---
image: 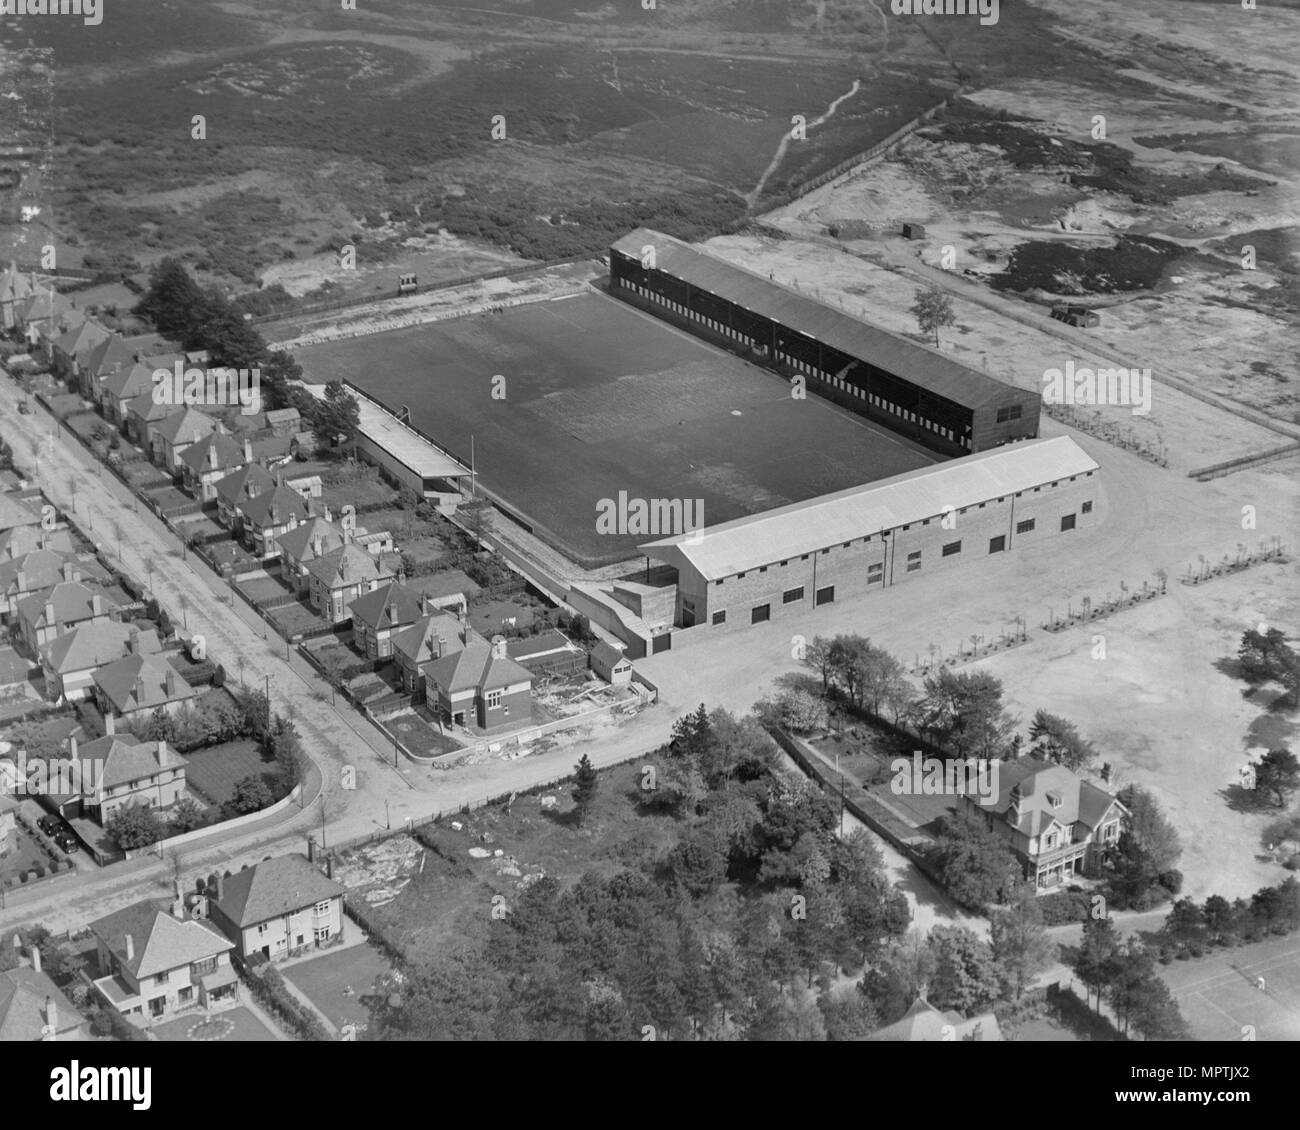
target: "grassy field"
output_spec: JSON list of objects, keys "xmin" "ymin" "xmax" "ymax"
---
[
  {"xmin": 1159, "ymin": 937, "xmax": 1300, "ymax": 1042},
  {"xmin": 181, "ymin": 738, "xmax": 275, "ymax": 808},
  {"xmin": 281, "ymin": 943, "xmax": 394, "ymax": 1033},
  {"xmin": 297, "ymin": 291, "xmax": 936, "ymax": 564},
  {"xmin": 151, "ymin": 1006, "xmax": 280, "ymax": 1042}
]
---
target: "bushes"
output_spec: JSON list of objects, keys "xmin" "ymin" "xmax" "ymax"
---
[
  {"xmin": 1037, "ymin": 889, "xmax": 1093, "ymax": 926},
  {"xmin": 242, "ymin": 965, "xmax": 333, "ymax": 1041}
]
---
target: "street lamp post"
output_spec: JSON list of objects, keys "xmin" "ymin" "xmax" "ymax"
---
[{"xmin": 385, "ymin": 800, "xmax": 391, "ymax": 830}]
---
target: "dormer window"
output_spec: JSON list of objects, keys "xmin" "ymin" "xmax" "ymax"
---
[{"xmin": 1047, "ymin": 791, "xmax": 1062, "ymax": 808}]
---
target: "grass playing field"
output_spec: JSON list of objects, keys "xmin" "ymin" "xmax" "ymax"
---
[
  {"xmin": 1160, "ymin": 937, "xmax": 1300, "ymax": 1041},
  {"xmin": 296, "ymin": 291, "xmax": 937, "ymax": 566}
]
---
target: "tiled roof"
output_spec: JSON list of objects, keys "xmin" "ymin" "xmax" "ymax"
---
[
  {"xmin": 506, "ymin": 629, "xmax": 580, "ymax": 661},
  {"xmin": 52, "ymin": 317, "xmax": 110, "ymax": 361},
  {"xmin": 92, "ymin": 653, "xmax": 197, "ymax": 714},
  {"xmin": 90, "ymin": 900, "xmax": 232, "ymax": 981},
  {"xmin": 643, "ymin": 436, "xmax": 1098, "ymax": 582},
  {"xmin": 413, "ymin": 568, "xmax": 481, "ymax": 600},
  {"xmin": 151, "ymin": 406, "xmax": 216, "ymax": 446},
  {"xmin": 0, "ymin": 966, "xmax": 85, "ymax": 1042},
  {"xmin": 0, "ymin": 491, "xmax": 41, "ymax": 532},
  {"xmin": 277, "ymin": 517, "xmax": 345, "ymax": 563},
  {"xmin": 612, "ymin": 227, "xmax": 1025, "ymax": 411},
  {"xmin": 0, "ymin": 527, "xmax": 74, "ymax": 562},
  {"xmin": 16, "ymin": 580, "xmax": 117, "ymax": 630},
  {"xmin": 590, "ymin": 640, "xmax": 629, "ymax": 668},
  {"xmin": 125, "ymin": 389, "xmax": 179, "ymax": 424},
  {"xmin": 86, "ymin": 334, "xmax": 136, "ymax": 380},
  {"xmin": 984, "ymin": 758, "xmax": 1127, "ymax": 838},
  {"xmin": 392, "ymin": 611, "xmax": 467, "ymax": 666},
  {"xmin": 349, "ymin": 581, "xmax": 423, "ymax": 632},
  {"xmin": 179, "ymin": 428, "xmax": 247, "ymax": 475},
  {"xmin": 0, "ymin": 548, "xmax": 76, "ymax": 595},
  {"xmin": 102, "ymin": 361, "xmax": 156, "ymax": 401},
  {"xmin": 77, "ymin": 733, "xmax": 186, "ymax": 791},
  {"xmin": 305, "ymin": 542, "xmax": 389, "ymax": 588},
  {"xmin": 865, "ymin": 997, "xmax": 1002, "ymax": 1042},
  {"xmin": 427, "ymin": 634, "xmax": 532, "ymax": 696},
  {"xmin": 41, "ymin": 621, "xmax": 160, "ymax": 676},
  {"xmin": 214, "ymin": 463, "xmax": 275, "ymax": 507},
  {"xmin": 238, "ymin": 483, "xmax": 310, "ymax": 527},
  {"xmin": 211, "ymin": 854, "xmax": 346, "ymax": 929}
]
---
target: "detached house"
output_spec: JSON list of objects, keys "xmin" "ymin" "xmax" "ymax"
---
[
  {"xmin": 350, "ymin": 581, "xmax": 425, "ymax": 660},
  {"xmin": 54, "ymin": 730, "xmax": 187, "ymax": 823},
  {"xmin": 100, "ymin": 361, "xmax": 156, "ymax": 425},
  {"xmin": 425, "ymin": 633, "xmax": 533, "ymax": 732},
  {"xmin": 962, "ymin": 759, "xmax": 1128, "ymax": 890},
  {"xmin": 89, "ymin": 898, "xmax": 237, "ymax": 1023},
  {"xmin": 865, "ymin": 997, "xmax": 1002, "ymax": 1042},
  {"xmin": 277, "ymin": 517, "xmax": 346, "ymax": 594},
  {"xmin": 81, "ymin": 333, "xmax": 136, "ymax": 400},
  {"xmin": 92, "ymin": 653, "xmax": 198, "ymax": 724},
  {"xmin": 41, "ymin": 622, "xmax": 161, "ymax": 703},
  {"xmin": 214, "ymin": 462, "xmax": 275, "ymax": 533},
  {"xmin": 0, "ymin": 550, "xmax": 80, "ymax": 618},
  {"xmin": 15, "ymin": 288, "xmax": 77, "ymax": 351},
  {"xmin": 392, "ymin": 609, "xmax": 467, "ymax": 699},
  {"xmin": 0, "ymin": 953, "xmax": 87, "ymax": 1041},
  {"xmin": 306, "ymin": 541, "xmax": 399, "ymax": 625},
  {"xmin": 0, "ymin": 490, "xmax": 41, "ymax": 533},
  {"xmin": 0, "ymin": 526, "xmax": 74, "ymax": 563},
  {"xmin": 51, "ymin": 317, "xmax": 110, "ymax": 387},
  {"xmin": 16, "ymin": 581, "xmax": 117, "ymax": 652},
  {"xmin": 123, "ymin": 389, "xmax": 178, "ymax": 450},
  {"xmin": 151, "ymin": 406, "xmax": 216, "ymax": 473},
  {"xmin": 179, "ymin": 427, "xmax": 252, "ymax": 502},
  {"xmin": 237, "ymin": 482, "xmax": 311, "ymax": 558},
  {"xmin": 208, "ymin": 854, "xmax": 346, "ymax": 963}
]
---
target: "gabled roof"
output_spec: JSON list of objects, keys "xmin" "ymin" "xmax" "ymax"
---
[
  {"xmin": 125, "ymin": 389, "xmax": 178, "ymax": 424},
  {"xmin": 392, "ymin": 611, "xmax": 467, "ymax": 666},
  {"xmin": 16, "ymin": 580, "xmax": 117, "ymax": 630},
  {"xmin": 238, "ymin": 482, "xmax": 310, "ymax": 528},
  {"xmin": 643, "ymin": 437, "xmax": 1098, "ymax": 582},
  {"xmin": 151, "ymin": 406, "xmax": 215, "ymax": 447},
  {"xmin": 18, "ymin": 288, "xmax": 75, "ymax": 326},
  {"xmin": 92, "ymin": 653, "xmax": 197, "ymax": 714},
  {"xmin": 215, "ymin": 462, "xmax": 276, "ymax": 508},
  {"xmin": 0, "ymin": 526, "xmax": 73, "ymax": 562},
  {"xmin": 179, "ymin": 427, "xmax": 247, "ymax": 475},
  {"xmin": 0, "ymin": 491, "xmax": 41, "ymax": 532},
  {"xmin": 305, "ymin": 542, "xmax": 390, "ymax": 589},
  {"xmin": 0, "ymin": 966, "xmax": 85, "ymax": 1042},
  {"xmin": 413, "ymin": 568, "xmax": 482, "ymax": 601},
  {"xmin": 102, "ymin": 361, "xmax": 156, "ymax": 402},
  {"xmin": 985, "ymin": 758, "xmax": 1128, "ymax": 838},
  {"xmin": 85, "ymin": 333, "xmax": 136, "ymax": 380},
  {"xmin": 865, "ymin": 997, "xmax": 1002, "ymax": 1042},
  {"xmin": 0, "ymin": 548, "xmax": 76, "ymax": 594},
  {"xmin": 41, "ymin": 620, "xmax": 160, "ymax": 675},
  {"xmin": 506, "ymin": 629, "xmax": 581, "ymax": 661},
  {"xmin": 426, "ymin": 634, "xmax": 533, "ymax": 696},
  {"xmin": 277, "ymin": 517, "xmax": 345, "ymax": 563},
  {"xmin": 52, "ymin": 318, "xmax": 111, "ymax": 361},
  {"xmin": 612, "ymin": 227, "xmax": 1026, "ymax": 411},
  {"xmin": 210, "ymin": 854, "xmax": 346, "ymax": 929},
  {"xmin": 590, "ymin": 640, "xmax": 630, "ymax": 668},
  {"xmin": 76, "ymin": 732, "xmax": 186, "ymax": 791},
  {"xmin": 349, "ymin": 581, "xmax": 424, "ymax": 632},
  {"xmin": 0, "ymin": 263, "xmax": 36, "ymax": 305},
  {"xmin": 89, "ymin": 899, "xmax": 232, "ymax": 981}
]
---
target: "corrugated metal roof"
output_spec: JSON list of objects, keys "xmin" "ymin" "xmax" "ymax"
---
[
  {"xmin": 611, "ymin": 228, "xmax": 1024, "ymax": 411},
  {"xmin": 642, "ymin": 436, "xmax": 1098, "ymax": 581}
]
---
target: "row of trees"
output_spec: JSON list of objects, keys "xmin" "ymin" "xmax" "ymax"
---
[
  {"xmin": 1074, "ymin": 917, "xmax": 1189, "ymax": 1039},
  {"xmin": 1158, "ymin": 877, "xmax": 1300, "ymax": 957}
]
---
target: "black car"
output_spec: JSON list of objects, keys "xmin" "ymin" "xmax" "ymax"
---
[{"xmin": 37, "ymin": 815, "xmax": 63, "ymax": 837}]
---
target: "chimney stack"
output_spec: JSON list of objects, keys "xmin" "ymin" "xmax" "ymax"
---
[
  {"xmin": 128, "ymin": 626, "xmax": 140, "ymax": 655},
  {"xmin": 15, "ymin": 568, "xmax": 25, "ymax": 591},
  {"xmin": 43, "ymin": 600, "xmax": 55, "ymax": 628},
  {"xmin": 165, "ymin": 668, "xmax": 178, "ymax": 699},
  {"xmin": 104, "ymin": 712, "xmax": 116, "ymax": 736},
  {"xmin": 133, "ymin": 674, "xmax": 145, "ymax": 703},
  {"xmin": 68, "ymin": 734, "xmax": 78, "ymax": 761},
  {"xmin": 172, "ymin": 876, "xmax": 184, "ymax": 920},
  {"xmin": 125, "ymin": 934, "xmax": 134, "ymax": 962},
  {"xmin": 216, "ymin": 873, "xmax": 224, "ymax": 901},
  {"xmin": 29, "ymin": 945, "xmax": 41, "ymax": 973},
  {"xmin": 492, "ymin": 636, "xmax": 507, "ymax": 659},
  {"xmin": 91, "ymin": 594, "xmax": 103, "ymax": 616},
  {"xmin": 243, "ymin": 438, "xmax": 252, "ymax": 464},
  {"xmin": 44, "ymin": 997, "xmax": 57, "ymax": 1039},
  {"xmin": 61, "ymin": 560, "xmax": 75, "ymax": 582}
]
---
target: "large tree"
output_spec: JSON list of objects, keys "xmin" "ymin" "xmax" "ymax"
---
[
  {"xmin": 931, "ymin": 811, "xmax": 1020, "ymax": 910},
  {"xmin": 312, "ymin": 380, "xmax": 361, "ymax": 457},
  {"xmin": 1074, "ymin": 914, "xmax": 1120, "ymax": 1012},
  {"xmin": 916, "ymin": 667, "xmax": 1017, "ymax": 758},
  {"xmin": 1253, "ymin": 747, "xmax": 1300, "ymax": 808},
  {"xmin": 1028, "ymin": 709, "xmax": 1096, "ymax": 771},
  {"xmin": 571, "ymin": 754, "xmax": 599, "ymax": 824},
  {"xmin": 925, "ymin": 924, "xmax": 1000, "ymax": 1016},
  {"xmin": 105, "ymin": 803, "xmax": 165, "ymax": 850},
  {"xmin": 989, "ymin": 883, "xmax": 1058, "ymax": 1000},
  {"xmin": 910, "ymin": 286, "xmax": 957, "ymax": 346}
]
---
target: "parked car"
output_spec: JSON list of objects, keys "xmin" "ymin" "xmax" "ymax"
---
[
  {"xmin": 37, "ymin": 815, "xmax": 63, "ymax": 837},
  {"xmin": 17, "ymin": 400, "xmax": 31, "ymax": 414}
]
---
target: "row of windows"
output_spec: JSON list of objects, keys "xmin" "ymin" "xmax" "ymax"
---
[
  {"xmin": 708, "ymin": 496, "xmax": 1093, "ymax": 584},
  {"xmin": 995, "ymin": 404, "xmax": 1024, "ymax": 423},
  {"xmin": 624, "ymin": 283, "xmax": 753, "ymax": 346},
  {"xmin": 710, "ymin": 585, "xmax": 837, "ymax": 627}
]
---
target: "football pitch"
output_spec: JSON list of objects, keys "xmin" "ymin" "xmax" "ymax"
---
[{"xmin": 295, "ymin": 291, "xmax": 937, "ymax": 565}]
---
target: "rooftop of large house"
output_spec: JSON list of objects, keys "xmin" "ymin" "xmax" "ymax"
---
[
  {"xmin": 0, "ymin": 548, "xmax": 79, "ymax": 594},
  {"xmin": 52, "ymin": 317, "xmax": 110, "ymax": 361},
  {"xmin": 68, "ymin": 733, "xmax": 186, "ymax": 792},
  {"xmin": 392, "ymin": 610, "xmax": 467, "ymax": 666},
  {"xmin": 125, "ymin": 388, "xmax": 180, "ymax": 424},
  {"xmin": 41, "ymin": 620, "xmax": 160, "ymax": 675},
  {"xmin": 215, "ymin": 462, "xmax": 276, "ymax": 508},
  {"xmin": 90, "ymin": 899, "xmax": 232, "ymax": 981},
  {"xmin": 152, "ymin": 406, "xmax": 216, "ymax": 447},
  {"xmin": 92, "ymin": 653, "xmax": 198, "ymax": 714},
  {"xmin": 427, "ymin": 634, "xmax": 533, "ymax": 696},
  {"xmin": 86, "ymin": 333, "xmax": 136, "ymax": 380},
  {"xmin": 278, "ymin": 517, "xmax": 346, "ymax": 563},
  {"xmin": 179, "ymin": 426, "xmax": 250, "ymax": 476},
  {"xmin": 210, "ymin": 854, "xmax": 346, "ymax": 929},
  {"xmin": 0, "ymin": 965, "xmax": 85, "ymax": 1042},
  {"xmin": 238, "ymin": 482, "xmax": 311, "ymax": 528},
  {"xmin": 305, "ymin": 541, "xmax": 391, "ymax": 589},
  {"xmin": 102, "ymin": 360, "xmax": 156, "ymax": 402},
  {"xmin": 16, "ymin": 580, "xmax": 117, "ymax": 630},
  {"xmin": 350, "ymin": 581, "xmax": 425, "ymax": 632},
  {"xmin": 980, "ymin": 758, "xmax": 1127, "ymax": 839},
  {"xmin": 0, "ymin": 526, "xmax": 73, "ymax": 562},
  {"xmin": 864, "ymin": 997, "xmax": 1002, "ymax": 1042}
]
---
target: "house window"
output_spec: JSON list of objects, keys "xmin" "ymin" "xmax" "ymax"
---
[
  {"xmin": 712, "ymin": 610, "xmax": 726, "ymax": 625},
  {"xmin": 154, "ymin": 971, "xmax": 169, "ymax": 986},
  {"xmin": 178, "ymin": 986, "xmax": 194, "ymax": 1003},
  {"xmin": 314, "ymin": 926, "xmax": 331, "ymax": 944},
  {"xmin": 989, "ymin": 535, "xmax": 1006, "ymax": 554},
  {"xmin": 759, "ymin": 566, "xmax": 767, "ymax": 573},
  {"xmin": 1082, "ymin": 501, "xmax": 1093, "ymax": 514},
  {"xmin": 1061, "ymin": 513, "xmax": 1076, "ymax": 531},
  {"xmin": 486, "ymin": 690, "xmax": 502, "ymax": 709},
  {"xmin": 192, "ymin": 956, "xmax": 217, "ymax": 977},
  {"xmin": 906, "ymin": 551, "xmax": 922, "ymax": 573},
  {"xmin": 751, "ymin": 604, "xmax": 770, "ymax": 624},
  {"xmin": 942, "ymin": 541, "xmax": 962, "ymax": 557},
  {"xmin": 314, "ymin": 900, "xmax": 331, "ymax": 916},
  {"xmin": 1016, "ymin": 518, "xmax": 1035, "ymax": 534},
  {"xmin": 257, "ymin": 923, "xmax": 270, "ymax": 936},
  {"xmin": 782, "ymin": 586, "xmax": 804, "ymax": 604},
  {"xmin": 1044, "ymin": 834, "xmax": 1056, "ymax": 849}
]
